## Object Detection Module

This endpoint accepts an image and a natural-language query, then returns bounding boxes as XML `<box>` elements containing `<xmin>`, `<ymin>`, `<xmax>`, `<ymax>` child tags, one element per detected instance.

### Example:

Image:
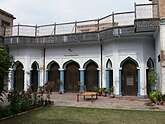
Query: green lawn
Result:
<box><xmin>0</xmin><ymin>106</ymin><xmax>165</xmax><ymax>124</ymax></box>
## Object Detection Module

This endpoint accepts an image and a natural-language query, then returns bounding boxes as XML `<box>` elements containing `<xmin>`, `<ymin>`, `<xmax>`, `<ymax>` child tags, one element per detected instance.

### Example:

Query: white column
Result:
<box><xmin>159</xmin><ymin>19</ymin><xmax>165</xmax><ymax>93</ymax></box>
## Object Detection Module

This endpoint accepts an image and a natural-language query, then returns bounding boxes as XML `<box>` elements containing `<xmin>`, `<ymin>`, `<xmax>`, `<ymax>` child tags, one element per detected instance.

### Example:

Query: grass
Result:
<box><xmin>0</xmin><ymin>106</ymin><xmax>165</xmax><ymax>124</ymax></box>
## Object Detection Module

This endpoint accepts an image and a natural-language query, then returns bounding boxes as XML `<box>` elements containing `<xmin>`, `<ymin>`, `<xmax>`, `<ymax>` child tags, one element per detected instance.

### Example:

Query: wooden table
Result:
<box><xmin>77</xmin><ymin>92</ymin><xmax>98</xmax><ymax>103</ymax></box>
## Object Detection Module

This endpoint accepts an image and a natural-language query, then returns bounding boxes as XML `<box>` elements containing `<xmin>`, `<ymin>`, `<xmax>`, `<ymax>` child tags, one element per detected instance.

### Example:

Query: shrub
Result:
<box><xmin>0</xmin><ymin>106</ymin><xmax>12</xmax><ymax>118</ymax></box>
<box><xmin>149</xmin><ymin>90</ymin><xmax>162</xmax><ymax>104</ymax></box>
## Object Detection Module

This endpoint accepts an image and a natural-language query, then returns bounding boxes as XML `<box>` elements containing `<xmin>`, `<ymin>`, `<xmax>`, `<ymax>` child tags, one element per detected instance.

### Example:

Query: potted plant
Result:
<box><xmin>148</xmin><ymin>71</ymin><xmax>157</xmax><ymax>91</ymax></box>
<box><xmin>102</xmin><ymin>88</ymin><xmax>107</xmax><ymax>97</ymax></box>
<box><xmin>93</xmin><ymin>86</ymin><xmax>100</xmax><ymax>96</ymax></box>
<box><xmin>109</xmin><ymin>86</ymin><xmax>115</xmax><ymax>98</ymax></box>
<box><xmin>149</xmin><ymin>90</ymin><xmax>162</xmax><ymax>105</ymax></box>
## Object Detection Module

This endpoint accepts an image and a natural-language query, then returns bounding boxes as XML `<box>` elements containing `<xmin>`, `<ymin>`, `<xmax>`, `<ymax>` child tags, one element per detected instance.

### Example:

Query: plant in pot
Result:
<box><xmin>149</xmin><ymin>90</ymin><xmax>162</xmax><ymax>105</ymax></box>
<box><xmin>109</xmin><ymin>86</ymin><xmax>115</xmax><ymax>98</ymax></box>
<box><xmin>102</xmin><ymin>88</ymin><xmax>107</xmax><ymax>97</ymax></box>
<box><xmin>56</xmin><ymin>79</ymin><xmax>62</xmax><ymax>94</ymax></box>
<box><xmin>93</xmin><ymin>86</ymin><xmax>100</xmax><ymax>95</ymax></box>
<box><xmin>148</xmin><ymin>71</ymin><xmax>157</xmax><ymax>91</ymax></box>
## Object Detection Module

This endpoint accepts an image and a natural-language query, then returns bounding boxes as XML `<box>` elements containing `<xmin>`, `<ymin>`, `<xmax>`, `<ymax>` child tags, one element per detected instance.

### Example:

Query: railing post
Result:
<box><xmin>35</xmin><ymin>25</ymin><xmax>37</xmax><ymax>37</ymax></box>
<box><xmin>54</xmin><ymin>23</ymin><xmax>56</xmax><ymax>35</ymax></box>
<box><xmin>97</xmin><ymin>18</ymin><xmax>99</xmax><ymax>31</ymax></box>
<box><xmin>157</xmin><ymin>3</ymin><xmax>160</xmax><ymax>18</ymax></box>
<box><xmin>75</xmin><ymin>21</ymin><xmax>77</xmax><ymax>33</ymax></box>
<box><xmin>18</xmin><ymin>23</ymin><xmax>20</xmax><ymax>36</ymax></box>
<box><xmin>112</xmin><ymin>12</ymin><xmax>115</xmax><ymax>27</ymax></box>
<box><xmin>134</xmin><ymin>2</ymin><xmax>137</xmax><ymax>19</ymax></box>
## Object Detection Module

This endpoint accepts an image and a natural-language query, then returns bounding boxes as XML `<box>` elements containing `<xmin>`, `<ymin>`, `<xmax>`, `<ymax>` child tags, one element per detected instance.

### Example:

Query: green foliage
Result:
<box><xmin>93</xmin><ymin>86</ymin><xmax>100</xmax><ymax>92</ymax></box>
<box><xmin>1</xmin><ymin>107</ymin><xmax>165</xmax><ymax>124</ymax></box>
<box><xmin>149</xmin><ymin>90</ymin><xmax>162</xmax><ymax>103</ymax></box>
<box><xmin>0</xmin><ymin>45</ymin><xmax>13</xmax><ymax>77</ymax></box>
<box><xmin>148</xmin><ymin>71</ymin><xmax>157</xmax><ymax>86</ymax></box>
<box><xmin>0</xmin><ymin>44</ymin><xmax>13</xmax><ymax>102</ymax></box>
<box><xmin>109</xmin><ymin>86</ymin><xmax>114</xmax><ymax>92</ymax></box>
<box><xmin>0</xmin><ymin>106</ymin><xmax>12</xmax><ymax>118</ymax></box>
<box><xmin>0</xmin><ymin>90</ymin><xmax>49</xmax><ymax>118</ymax></box>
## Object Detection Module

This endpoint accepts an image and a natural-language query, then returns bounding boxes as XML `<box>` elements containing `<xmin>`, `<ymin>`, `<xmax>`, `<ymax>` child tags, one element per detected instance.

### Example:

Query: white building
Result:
<box><xmin>2</xmin><ymin>0</ymin><xmax>165</xmax><ymax>97</ymax></box>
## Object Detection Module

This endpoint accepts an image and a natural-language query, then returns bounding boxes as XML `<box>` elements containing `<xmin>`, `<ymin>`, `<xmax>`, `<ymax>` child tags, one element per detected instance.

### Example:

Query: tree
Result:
<box><xmin>0</xmin><ymin>44</ymin><xmax>13</xmax><ymax>102</ymax></box>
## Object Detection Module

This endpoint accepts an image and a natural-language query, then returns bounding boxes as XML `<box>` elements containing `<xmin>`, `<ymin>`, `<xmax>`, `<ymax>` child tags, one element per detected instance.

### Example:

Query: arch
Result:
<box><xmin>120</xmin><ymin>57</ymin><xmax>139</xmax><ymax>68</ymax></box>
<box><xmin>84</xmin><ymin>60</ymin><xmax>98</xmax><ymax>91</ymax></box>
<box><xmin>83</xmin><ymin>59</ymin><xmax>99</xmax><ymax>69</ymax></box>
<box><xmin>64</xmin><ymin>61</ymin><xmax>80</xmax><ymax>92</ymax></box>
<box><xmin>106</xmin><ymin>59</ymin><xmax>113</xmax><ymax>90</ymax></box>
<box><xmin>121</xmin><ymin>58</ymin><xmax>138</xmax><ymax>96</ymax></box>
<box><xmin>147</xmin><ymin>57</ymin><xmax>154</xmax><ymax>68</ymax></box>
<box><xmin>31</xmin><ymin>61</ymin><xmax>39</xmax><ymax>70</ymax></box>
<box><xmin>146</xmin><ymin>57</ymin><xmax>155</xmax><ymax>95</ymax></box>
<box><xmin>31</xmin><ymin>62</ymin><xmax>39</xmax><ymax>92</ymax></box>
<box><xmin>47</xmin><ymin>61</ymin><xmax>60</xmax><ymax>70</ymax></box>
<box><xmin>12</xmin><ymin>60</ymin><xmax>24</xmax><ymax>70</ymax></box>
<box><xmin>14</xmin><ymin>62</ymin><xmax>24</xmax><ymax>91</ymax></box>
<box><xmin>47</xmin><ymin>61</ymin><xmax>60</xmax><ymax>92</ymax></box>
<box><xmin>106</xmin><ymin>59</ymin><xmax>112</xmax><ymax>69</ymax></box>
<box><xmin>63</xmin><ymin>60</ymin><xmax>80</xmax><ymax>69</ymax></box>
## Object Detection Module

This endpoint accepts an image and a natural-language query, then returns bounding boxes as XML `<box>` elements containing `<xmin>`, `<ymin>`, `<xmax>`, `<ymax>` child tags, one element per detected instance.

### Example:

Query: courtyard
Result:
<box><xmin>1</xmin><ymin>93</ymin><xmax>165</xmax><ymax>124</ymax></box>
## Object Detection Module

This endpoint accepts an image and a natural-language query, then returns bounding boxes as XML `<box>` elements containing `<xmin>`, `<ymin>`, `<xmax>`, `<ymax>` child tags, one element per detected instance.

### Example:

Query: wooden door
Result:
<box><xmin>122</xmin><ymin>60</ymin><xmax>138</xmax><ymax>96</ymax></box>
<box><xmin>109</xmin><ymin>70</ymin><xmax>113</xmax><ymax>88</ymax></box>
<box><xmin>31</xmin><ymin>63</ymin><xmax>38</xmax><ymax>92</ymax></box>
<box><xmin>48</xmin><ymin>63</ymin><xmax>60</xmax><ymax>92</ymax></box>
<box><xmin>85</xmin><ymin>62</ymin><xmax>98</xmax><ymax>91</ymax></box>
<box><xmin>65</xmin><ymin>62</ymin><xmax>80</xmax><ymax>92</ymax></box>
<box><xmin>14</xmin><ymin>63</ymin><xmax>24</xmax><ymax>91</ymax></box>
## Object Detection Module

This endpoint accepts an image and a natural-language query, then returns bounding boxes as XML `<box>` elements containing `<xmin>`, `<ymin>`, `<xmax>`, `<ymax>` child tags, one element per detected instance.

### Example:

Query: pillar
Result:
<box><xmin>60</xmin><ymin>69</ymin><xmax>64</xmax><ymax>93</ymax></box>
<box><xmin>46</xmin><ymin>70</ymin><xmax>48</xmax><ymax>83</ymax></box>
<box><xmin>80</xmin><ymin>69</ymin><xmax>84</xmax><ymax>92</ymax></box>
<box><xmin>119</xmin><ymin>69</ymin><xmax>122</xmax><ymax>96</ymax></box>
<box><xmin>38</xmin><ymin>70</ymin><xmax>40</xmax><ymax>87</ymax></box>
<box><xmin>98</xmin><ymin>70</ymin><xmax>100</xmax><ymax>88</ymax></box>
<box><xmin>30</xmin><ymin>70</ymin><xmax>32</xmax><ymax>90</ymax></box>
<box><xmin>106</xmin><ymin>69</ymin><xmax>110</xmax><ymax>89</ymax></box>
<box><xmin>137</xmin><ymin>69</ymin><xmax>140</xmax><ymax>97</ymax></box>
<box><xmin>11</xmin><ymin>70</ymin><xmax>14</xmax><ymax>91</ymax></box>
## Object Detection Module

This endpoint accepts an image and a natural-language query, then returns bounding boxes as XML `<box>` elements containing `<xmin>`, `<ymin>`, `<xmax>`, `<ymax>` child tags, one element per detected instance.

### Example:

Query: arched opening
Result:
<box><xmin>14</xmin><ymin>62</ymin><xmax>24</xmax><ymax>91</ymax></box>
<box><xmin>121</xmin><ymin>58</ymin><xmax>138</xmax><ymax>96</ymax></box>
<box><xmin>64</xmin><ymin>61</ymin><xmax>80</xmax><ymax>92</ymax></box>
<box><xmin>48</xmin><ymin>62</ymin><xmax>60</xmax><ymax>92</ymax></box>
<box><xmin>84</xmin><ymin>61</ymin><xmax>98</xmax><ymax>91</ymax></box>
<box><xmin>146</xmin><ymin>58</ymin><xmax>155</xmax><ymax>95</ymax></box>
<box><xmin>106</xmin><ymin>59</ymin><xmax>113</xmax><ymax>89</ymax></box>
<box><xmin>31</xmin><ymin>62</ymin><xmax>38</xmax><ymax>92</ymax></box>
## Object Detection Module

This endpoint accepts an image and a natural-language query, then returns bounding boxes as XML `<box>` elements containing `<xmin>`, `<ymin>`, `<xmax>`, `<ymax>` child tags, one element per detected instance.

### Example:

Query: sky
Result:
<box><xmin>1</xmin><ymin>0</ymin><xmax>150</xmax><ymax>25</ymax></box>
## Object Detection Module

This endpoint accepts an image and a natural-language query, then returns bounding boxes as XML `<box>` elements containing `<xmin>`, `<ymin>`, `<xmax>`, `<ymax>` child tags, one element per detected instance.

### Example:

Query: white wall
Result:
<box><xmin>103</xmin><ymin>36</ymin><xmax>155</xmax><ymax>96</ymax></box>
<box><xmin>8</xmin><ymin>34</ymin><xmax>155</xmax><ymax>96</ymax></box>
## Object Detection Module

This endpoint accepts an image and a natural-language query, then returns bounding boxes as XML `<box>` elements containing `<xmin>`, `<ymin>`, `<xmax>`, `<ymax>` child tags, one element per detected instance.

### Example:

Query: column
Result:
<box><xmin>106</xmin><ymin>69</ymin><xmax>110</xmax><ymax>89</ymax></box>
<box><xmin>30</xmin><ymin>70</ymin><xmax>32</xmax><ymax>90</ymax></box>
<box><xmin>80</xmin><ymin>69</ymin><xmax>84</xmax><ymax>92</ymax></box>
<box><xmin>38</xmin><ymin>70</ymin><xmax>40</xmax><ymax>87</ymax></box>
<box><xmin>60</xmin><ymin>69</ymin><xmax>64</xmax><ymax>93</ymax></box>
<box><xmin>137</xmin><ymin>69</ymin><xmax>140</xmax><ymax>97</ymax></box>
<box><xmin>11</xmin><ymin>69</ymin><xmax>14</xmax><ymax>91</ymax></box>
<box><xmin>46</xmin><ymin>69</ymin><xmax>48</xmax><ymax>83</ymax></box>
<box><xmin>119</xmin><ymin>69</ymin><xmax>122</xmax><ymax>96</ymax></box>
<box><xmin>97</xmin><ymin>70</ymin><xmax>100</xmax><ymax>88</ymax></box>
<box><xmin>160</xmin><ymin>19</ymin><xmax>165</xmax><ymax>93</ymax></box>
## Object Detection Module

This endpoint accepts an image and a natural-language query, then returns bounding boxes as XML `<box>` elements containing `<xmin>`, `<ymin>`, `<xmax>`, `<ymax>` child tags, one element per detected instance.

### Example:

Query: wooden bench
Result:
<box><xmin>77</xmin><ymin>92</ymin><xmax>98</xmax><ymax>103</ymax></box>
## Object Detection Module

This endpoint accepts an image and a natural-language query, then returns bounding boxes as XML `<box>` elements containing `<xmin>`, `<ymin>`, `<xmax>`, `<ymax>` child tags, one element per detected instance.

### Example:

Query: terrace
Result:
<box><xmin>1</xmin><ymin>3</ymin><xmax>160</xmax><ymax>45</ymax></box>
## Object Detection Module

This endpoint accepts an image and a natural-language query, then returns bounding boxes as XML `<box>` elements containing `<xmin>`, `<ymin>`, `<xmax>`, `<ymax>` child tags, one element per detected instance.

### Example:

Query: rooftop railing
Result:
<box><xmin>1</xmin><ymin>3</ymin><xmax>159</xmax><ymax>37</ymax></box>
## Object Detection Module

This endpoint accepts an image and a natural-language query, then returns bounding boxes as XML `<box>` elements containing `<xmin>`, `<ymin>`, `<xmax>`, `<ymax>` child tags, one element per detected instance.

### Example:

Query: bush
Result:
<box><xmin>149</xmin><ymin>90</ymin><xmax>162</xmax><ymax>104</ymax></box>
<box><xmin>0</xmin><ymin>106</ymin><xmax>12</xmax><ymax>118</ymax></box>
